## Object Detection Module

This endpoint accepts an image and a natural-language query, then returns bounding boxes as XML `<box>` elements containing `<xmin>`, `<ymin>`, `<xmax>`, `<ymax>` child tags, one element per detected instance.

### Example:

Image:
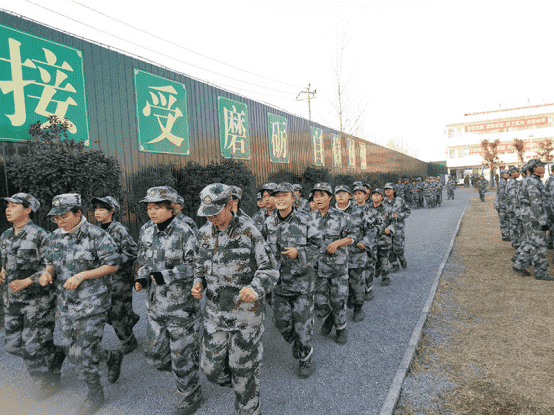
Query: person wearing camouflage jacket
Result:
<box><xmin>173</xmin><ymin>194</ymin><xmax>199</xmax><ymax>234</ymax></box>
<box><xmin>91</xmin><ymin>196</ymin><xmax>140</xmax><ymax>355</ymax></box>
<box><xmin>365</xmin><ymin>189</ymin><xmax>396</xmax><ymax>287</ymax></box>
<box><xmin>396</xmin><ymin>179</ymin><xmax>405</xmax><ymax>201</ymax></box>
<box><xmin>383</xmin><ymin>183</ymin><xmax>411</xmax><ymax>273</ymax></box>
<box><xmin>39</xmin><ymin>193</ymin><xmax>123</xmax><ymax>414</ymax></box>
<box><xmin>512</xmin><ymin>159</ymin><xmax>554</xmax><ymax>280</ymax></box>
<box><xmin>292</xmin><ymin>184</ymin><xmax>311</xmax><ymax>214</ymax></box>
<box><xmin>229</xmin><ymin>186</ymin><xmax>255</xmax><ymax>225</ymax></box>
<box><xmin>252</xmin><ymin>183</ymin><xmax>277</xmax><ymax>232</ymax></box>
<box><xmin>494</xmin><ymin>170</ymin><xmax>511</xmax><ymax>241</ymax></box>
<box><xmin>446</xmin><ymin>176</ymin><xmax>456</xmax><ymax>200</ymax></box>
<box><xmin>435</xmin><ymin>175</ymin><xmax>444</xmax><ymax>206</ymax></box>
<box><xmin>192</xmin><ymin>183</ymin><xmax>278</xmax><ymax>415</ymax></box>
<box><xmin>134</xmin><ymin>186</ymin><xmax>203</xmax><ymax>415</ymax></box>
<box><xmin>262</xmin><ymin>183</ymin><xmax>321</xmax><ymax>379</ymax></box>
<box><xmin>336</xmin><ymin>184</ymin><xmax>375</xmax><ymax>321</ymax></box>
<box><xmin>423</xmin><ymin>179</ymin><xmax>436</xmax><ymax>208</ymax></box>
<box><xmin>476</xmin><ymin>176</ymin><xmax>489</xmax><ymax>202</ymax></box>
<box><xmin>0</xmin><ymin>193</ymin><xmax>65</xmax><ymax>401</ymax></box>
<box><xmin>505</xmin><ymin>167</ymin><xmax>523</xmax><ymax>249</ymax></box>
<box><xmin>417</xmin><ymin>178</ymin><xmax>425</xmax><ymax>208</ymax></box>
<box><xmin>543</xmin><ymin>164</ymin><xmax>554</xmax><ymax>249</ymax></box>
<box><xmin>311</xmin><ymin>183</ymin><xmax>355</xmax><ymax>345</ymax></box>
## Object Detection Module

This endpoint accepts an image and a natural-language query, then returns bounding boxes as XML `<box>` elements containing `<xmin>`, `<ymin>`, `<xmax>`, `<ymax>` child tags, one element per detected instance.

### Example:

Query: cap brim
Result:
<box><xmin>197</xmin><ymin>203</ymin><xmax>225</xmax><ymax>217</ymax></box>
<box><xmin>140</xmin><ymin>196</ymin><xmax>171</xmax><ymax>203</ymax></box>
<box><xmin>2</xmin><ymin>197</ymin><xmax>23</xmax><ymax>204</ymax></box>
<box><xmin>48</xmin><ymin>206</ymin><xmax>72</xmax><ymax>216</ymax></box>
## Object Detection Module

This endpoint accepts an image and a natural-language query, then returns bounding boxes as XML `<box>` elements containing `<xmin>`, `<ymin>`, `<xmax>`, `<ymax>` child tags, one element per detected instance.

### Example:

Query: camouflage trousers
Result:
<box><xmin>514</xmin><ymin>221</ymin><xmax>548</xmax><ymax>278</ymax></box>
<box><xmin>479</xmin><ymin>190</ymin><xmax>486</xmax><ymax>201</ymax></box>
<box><xmin>437</xmin><ymin>190</ymin><xmax>442</xmax><ymax>205</ymax></box>
<box><xmin>374</xmin><ymin>244</ymin><xmax>391</xmax><ymax>278</ymax></box>
<box><xmin>4</xmin><ymin>297</ymin><xmax>62</xmax><ymax>379</ymax></box>
<box><xmin>106</xmin><ymin>277</ymin><xmax>140</xmax><ymax>347</ymax></box>
<box><xmin>59</xmin><ymin>309</ymin><xmax>119</xmax><ymax>387</ymax></box>
<box><xmin>202</xmin><ymin>321</ymin><xmax>264</xmax><ymax>415</ymax></box>
<box><xmin>273</xmin><ymin>290</ymin><xmax>314</xmax><ymax>360</ymax></box>
<box><xmin>447</xmin><ymin>189</ymin><xmax>454</xmax><ymax>200</ymax></box>
<box><xmin>314</xmin><ymin>266</ymin><xmax>348</xmax><ymax>330</ymax></box>
<box><xmin>418</xmin><ymin>192</ymin><xmax>424</xmax><ymax>208</ymax></box>
<box><xmin>497</xmin><ymin>208</ymin><xmax>510</xmax><ymax>239</ymax></box>
<box><xmin>365</xmin><ymin>252</ymin><xmax>375</xmax><ymax>293</ymax></box>
<box><xmin>348</xmin><ymin>268</ymin><xmax>366</xmax><ymax>307</ymax></box>
<box><xmin>145</xmin><ymin>315</ymin><xmax>201</xmax><ymax>401</ymax></box>
<box><xmin>548</xmin><ymin>220</ymin><xmax>554</xmax><ymax>248</ymax></box>
<box><xmin>509</xmin><ymin>213</ymin><xmax>524</xmax><ymax>248</ymax></box>
<box><xmin>389</xmin><ymin>225</ymin><xmax>406</xmax><ymax>265</ymax></box>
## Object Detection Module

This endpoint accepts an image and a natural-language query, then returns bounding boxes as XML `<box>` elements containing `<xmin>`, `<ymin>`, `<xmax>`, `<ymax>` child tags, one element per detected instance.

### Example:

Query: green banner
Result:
<box><xmin>0</xmin><ymin>24</ymin><xmax>90</xmax><ymax>145</ymax></box>
<box><xmin>268</xmin><ymin>113</ymin><xmax>288</xmax><ymax>163</ymax></box>
<box><xmin>359</xmin><ymin>142</ymin><xmax>367</xmax><ymax>169</ymax></box>
<box><xmin>331</xmin><ymin>133</ymin><xmax>341</xmax><ymax>167</ymax></box>
<box><xmin>134</xmin><ymin>69</ymin><xmax>190</xmax><ymax>155</ymax></box>
<box><xmin>218</xmin><ymin>96</ymin><xmax>250</xmax><ymax>160</ymax></box>
<box><xmin>347</xmin><ymin>138</ymin><xmax>356</xmax><ymax>168</ymax></box>
<box><xmin>311</xmin><ymin>127</ymin><xmax>324</xmax><ymax>166</ymax></box>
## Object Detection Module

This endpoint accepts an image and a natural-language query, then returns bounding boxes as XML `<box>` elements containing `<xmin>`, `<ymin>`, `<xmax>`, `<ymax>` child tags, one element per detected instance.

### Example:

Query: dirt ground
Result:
<box><xmin>395</xmin><ymin>190</ymin><xmax>554</xmax><ymax>415</ymax></box>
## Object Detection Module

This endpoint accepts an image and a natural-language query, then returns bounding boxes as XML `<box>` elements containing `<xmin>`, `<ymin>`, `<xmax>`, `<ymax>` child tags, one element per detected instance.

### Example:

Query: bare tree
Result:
<box><xmin>538</xmin><ymin>139</ymin><xmax>553</xmax><ymax>178</ymax></box>
<box><xmin>512</xmin><ymin>138</ymin><xmax>525</xmax><ymax>167</ymax></box>
<box><xmin>481</xmin><ymin>139</ymin><xmax>502</xmax><ymax>185</ymax></box>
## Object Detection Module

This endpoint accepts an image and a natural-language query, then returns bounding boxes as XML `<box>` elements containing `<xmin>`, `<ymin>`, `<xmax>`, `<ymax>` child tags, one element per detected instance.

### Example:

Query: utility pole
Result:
<box><xmin>296</xmin><ymin>83</ymin><xmax>317</xmax><ymax>122</ymax></box>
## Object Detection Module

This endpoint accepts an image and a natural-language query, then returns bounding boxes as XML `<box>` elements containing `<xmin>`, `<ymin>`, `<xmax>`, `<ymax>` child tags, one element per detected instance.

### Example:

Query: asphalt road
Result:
<box><xmin>0</xmin><ymin>188</ymin><xmax>475</xmax><ymax>415</ymax></box>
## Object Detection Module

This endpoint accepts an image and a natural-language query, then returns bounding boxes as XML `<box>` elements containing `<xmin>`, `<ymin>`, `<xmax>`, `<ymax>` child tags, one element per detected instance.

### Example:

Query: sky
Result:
<box><xmin>3</xmin><ymin>0</ymin><xmax>554</xmax><ymax>162</ymax></box>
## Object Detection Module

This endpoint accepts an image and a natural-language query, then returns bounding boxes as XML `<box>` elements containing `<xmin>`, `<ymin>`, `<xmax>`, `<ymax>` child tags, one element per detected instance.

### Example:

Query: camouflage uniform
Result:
<box><xmin>446</xmin><ymin>178</ymin><xmax>456</xmax><ymax>200</ymax></box>
<box><xmin>262</xmin><ymin>186</ymin><xmax>321</xmax><ymax>366</ymax></box>
<box><xmin>543</xmin><ymin>169</ymin><xmax>554</xmax><ymax>248</ymax></box>
<box><xmin>506</xmin><ymin>169</ymin><xmax>523</xmax><ymax>249</ymax></box>
<box><xmin>477</xmin><ymin>178</ymin><xmax>489</xmax><ymax>201</ymax></box>
<box><xmin>45</xmin><ymin>194</ymin><xmax>122</xmax><ymax>393</ymax></box>
<box><xmin>311</xmin><ymin>186</ymin><xmax>355</xmax><ymax>334</ymax></box>
<box><xmin>91</xmin><ymin>196</ymin><xmax>140</xmax><ymax>353</ymax></box>
<box><xmin>435</xmin><ymin>177</ymin><xmax>443</xmax><ymax>206</ymax></box>
<box><xmin>424</xmin><ymin>181</ymin><xmax>435</xmax><ymax>208</ymax></box>
<box><xmin>194</xmin><ymin>183</ymin><xmax>278</xmax><ymax>415</ymax></box>
<box><xmin>494</xmin><ymin>172</ymin><xmax>510</xmax><ymax>240</ymax></box>
<box><xmin>383</xmin><ymin>189</ymin><xmax>411</xmax><ymax>269</ymax></box>
<box><xmin>135</xmin><ymin>187</ymin><xmax>202</xmax><ymax>407</ymax></box>
<box><xmin>513</xmin><ymin>161</ymin><xmax>554</xmax><ymax>280</ymax></box>
<box><xmin>408</xmin><ymin>182</ymin><xmax>418</xmax><ymax>209</ymax></box>
<box><xmin>175</xmin><ymin>194</ymin><xmax>199</xmax><ymax>234</ymax></box>
<box><xmin>417</xmin><ymin>178</ymin><xmax>425</xmax><ymax>208</ymax></box>
<box><xmin>396</xmin><ymin>180</ymin><xmax>405</xmax><ymax>201</ymax></box>
<box><xmin>1</xmin><ymin>203</ymin><xmax>63</xmax><ymax>387</ymax></box>
<box><xmin>252</xmin><ymin>183</ymin><xmax>277</xmax><ymax>232</ymax></box>
<box><xmin>365</xmin><ymin>191</ymin><xmax>396</xmax><ymax>285</ymax></box>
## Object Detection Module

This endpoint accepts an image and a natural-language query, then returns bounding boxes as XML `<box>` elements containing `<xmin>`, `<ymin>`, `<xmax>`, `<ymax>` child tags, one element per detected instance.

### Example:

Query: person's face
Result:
<box><xmin>52</xmin><ymin>210</ymin><xmax>81</xmax><ymax>231</ymax></box>
<box><xmin>262</xmin><ymin>190</ymin><xmax>275</xmax><ymax>210</ymax></box>
<box><xmin>397</xmin><ymin>180</ymin><xmax>402</xmax><ymax>184</ymax></box>
<box><xmin>94</xmin><ymin>206</ymin><xmax>114</xmax><ymax>224</ymax></box>
<box><xmin>274</xmin><ymin>191</ymin><xmax>295</xmax><ymax>211</ymax></box>
<box><xmin>533</xmin><ymin>166</ymin><xmax>545</xmax><ymax>177</ymax></box>
<box><xmin>309</xmin><ymin>200</ymin><xmax>317</xmax><ymax>211</ymax></box>
<box><xmin>384</xmin><ymin>188</ymin><xmax>394</xmax><ymax>197</ymax></box>
<box><xmin>6</xmin><ymin>202</ymin><xmax>30</xmax><ymax>224</ymax></box>
<box><xmin>335</xmin><ymin>191</ymin><xmax>350</xmax><ymax>206</ymax></box>
<box><xmin>313</xmin><ymin>190</ymin><xmax>332</xmax><ymax>210</ymax></box>
<box><xmin>172</xmin><ymin>202</ymin><xmax>184</xmax><ymax>216</ymax></box>
<box><xmin>293</xmin><ymin>190</ymin><xmax>302</xmax><ymax>199</ymax></box>
<box><xmin>353</xmin><ymin>190</ymin><xmax>366</xmax><ymax>206</ymax></box>
<box><xmin>372</xmin><ymin>193</ymin><xmax>383</xmax><ymax>204</ymax></box>
<box><xmin>512</xmin><ymin>171</ymin><xmax>520</xmax><ymax>179</ymax></box>
<box><xmin>147</xmin><ymin>202</ymin><xmax>173</xmax><ymax>224</ymax></box>
<box><xmin>207</xmin><ymin>203</ymin><xmax>232</xmax><ymax>229</ymax></box>
<box><xmin>229</xmin><ymin>198</ymin><xmax>239</xmax><ymax>213</ymax></box>
<box><xmin>256</xmin><ymin>199</ymin><xmax>264</xmax><ymax>208</ymax></box>
<box><xmin>404</xmin><ymin>180</ymin><xmax>408</xmax><ymax>184</ymax></box>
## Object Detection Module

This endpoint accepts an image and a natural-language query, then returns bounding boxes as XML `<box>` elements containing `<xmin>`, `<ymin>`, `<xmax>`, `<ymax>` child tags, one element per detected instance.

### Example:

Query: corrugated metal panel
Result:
<box><xmin>0</xmin><ymin>10</ymin><xmax>428</xmax><ymax>233</ymax></box>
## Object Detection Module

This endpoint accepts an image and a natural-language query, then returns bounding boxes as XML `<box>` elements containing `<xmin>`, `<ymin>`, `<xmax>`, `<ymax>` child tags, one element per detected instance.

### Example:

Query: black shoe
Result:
<box><xmin>298</xmin><ymin>356</ymin><xmax>314</xmax><ymax>379</ymax></box>
<box><xmin>364</xmin><ymin>290</ymin><xmax>374</xmax><ymax>301</ymax></box>
<box><xmin>335</xmin><ymin>328</ymin><xmax>348</xmax><ymax>345</ymax></box>
<box><xmin>375</xmin><ymin>268</ymin><xmax>381</xmax><ymax>278</ymax></box>
<box><xmin>122</xmin><ymin>335</ymin><xmax>138</xmax><ymax>355</ymax></box>
<box><xmin>75</xmin><ymin>386</ymin><xmax>104</xmax><ymax>415</ymax></box>
<box><xmin>175</xmin><ymin>390</ymin><xmax>204</xmax><ymax>415</ymax></box>
<box><xmin>321</xmin><ymin>314</ymin><xmax>334</xmax><ymax>336</ymax></box>
<box><xmin>352</xmin><ymin>307</ymin><xmax>365</xmax><ymax>322</ymax></box>
<box><xmin>512</xmin><ymin>265</ymin><xmax>531</xmax><ymax>276</ymax></box>
<box><xmin>400</xmin><ymin>257</ymin><xmax>407</xmax><ymax>269</ymax></box>
<box><xmin>49</xmin><ymin>348</ymin><xmax>66</xmax><ymax>375</ymax></box>
<box><xmin>107</xmin><ymin>350</ymin><xmax>124</xmax><ymax>384</ymax></box>
<box><xmin>292</xmin><ymin>340</ymin><xmax>300</xmax><ymax>360</ymax></box>
<box><xmin>536</xmin><ymin>274</ymin><xmax>554</xmax><ymax>281</ymax></box>
<box><xmin>511</xmin><ymin>254</ymin><xmax>518</xmax><ymax>263</ymax></box>
<box><xmin>390</xmin><ymin>263</ymin><xmax>400</xmax><ymax>273</ymax></box>
<box><xmin>381</xmin><ymin>276</ymin><xmax>391</xmax><ymax>286</ymax></box>
<box><xmin>157</xmin><ymin>362</ymin><xmax>172</xmax><ymax>372</ymax></box>
<box><xmin>502</xmin><ymin>237</ymin><xmax>511</xmax><ymax>241</ymax></box>
<box><xmin>346</xmin><ymin>295</ymin><xmax>353</xmax><ymax>309</ymax></box>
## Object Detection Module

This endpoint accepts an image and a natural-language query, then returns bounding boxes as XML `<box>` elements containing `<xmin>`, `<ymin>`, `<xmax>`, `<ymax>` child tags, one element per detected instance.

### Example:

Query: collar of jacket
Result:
<box><xmin>317</xmin><ymin>205</ymin><xmax>336</xmax><ymax>218</ymax></box>
<box><xmin>211</xmin><ymin>211</ymin><xmax>240</xmax><ymax>236</ymax></box>
<box><xmin>12</xmin><ymin>219</ymin><xmax>33</xmax><ymax>239</ymax></box>
<box><xmin>154</xmin><ymin>216</ymin><xmax>176</xmax><ymax>236</ymax></box>
<box><xmin>276</xmin><ymin>207</ymin><xmax>296</xmax><ymax>223</ymax></box>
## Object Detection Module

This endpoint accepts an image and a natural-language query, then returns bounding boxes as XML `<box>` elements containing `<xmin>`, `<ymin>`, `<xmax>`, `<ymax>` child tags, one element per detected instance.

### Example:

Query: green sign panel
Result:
<box><xmin>218</xmin><ymin>96</ymin><xmax>250</xmax><ymax>160</ymax></box>
<box><xmin>0</xmin><ymin>24</ymin><xmax>90</xmax><ymax>145</ymax></box>
<box><xmin>347</xmin><ymin>138</ymin><xmax>356</xmax><ymax>168</ymax></box>
<box><xmin>134</xmin><ymin>69</ymin><xmax>190</xmax><ymax>155</ymax></box>
<box><xmin>268</xmin><ymin>113</ymin><xmax>288</xmax><ymax>163</ymax></box>
<box><xmin>331</xmin><ymin>133</ymin><xmax>341</xmax><ymax>167</ymax></box>
<box><xmin>311</xmin><ymin>127</ymin><xmax>324</xmax><ymax>166</ymax></box>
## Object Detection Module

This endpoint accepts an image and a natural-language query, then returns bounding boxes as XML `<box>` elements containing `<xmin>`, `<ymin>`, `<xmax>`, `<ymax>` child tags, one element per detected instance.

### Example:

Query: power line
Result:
<box><xmin>296</xmin><ymin>84</ymin><xmax>317</xmax><ymax>122</ymax></box>
<box><xmin>23</xmin><ymin>0</ymin><xmax>299</xmax><ymax>98</ymax></box>
<box><xmin>69</xmin><ymin>0</ymin><xmax>303</xmax><ymax>91</ymax></box>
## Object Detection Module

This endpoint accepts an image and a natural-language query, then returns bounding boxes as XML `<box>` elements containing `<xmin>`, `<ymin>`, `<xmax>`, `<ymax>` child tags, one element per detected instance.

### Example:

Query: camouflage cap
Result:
<box><xmin>231</xmin><ymin>186</ymin><xmax>243</xmax><ymax>200</ymax></box>
<box><xmin>384</xmin><ymin>182</ymin><xmax>395</xmax><ymax>190</ymax></box>
<box><xmin>353</xmin><ymin>181</ymin><xmax>363</xmax><ymax>187</ymax></box>
<box><xmin>272</xmin><ymin>182</ymin><xmax>294</xmax><ymax>195</ymax></box>
<box><xmin>372</xmin><ymin>188</ymin><xmax>385</xmax><ymax>197</ymax></box>
<box><xmin>500</xmin><ymin>169</ymin><xmax>510</xmax><ymax>176</ymax></box>
<box><xmin>256</xmin><ymin>191</ymin><xmax>262</xmax><ymax>200</ymax></box>
<box><xmin>3</xmin><ymin>193</ymin><xmax>40</xmax><ymax>213</ymax></box>
<box><xmin>291</xmin><ymin>184</ymin><xmax>303</xmax><ymax>192</ymax></box>
<box><xmin>334</xmin><ymin>184</ymin><xmax>351</xmax><ymax>194</ymax></box>
<box><xmin>175</xmin><ymin>195</ymin><xmax>185</xmax><ymax>205</ymax></box>
<box><xmin>140</xmin><ymin>186</ymin><xmax>178</xmax><ymax>203</ymax></box>
<box><xmin>527</xmin><ymin>158</ymin><xmax>547</xmax><ymax>171</ymax></box>
<box><xmin>197</xmin><ymin>183</ymin><xmax>233</xmax><ymax>217</ymax></box>
<box><xmin>352</xmin><ymin>184</ymin><xmax>367</xmax><ymax>193</ymax></box>
<box><xmin>48</xmin><ymin>193</ymin><xmax>81</xmax><ymax>216</ymax></box>
<box><xmin>259</xmin><ymin>182</ymin><xmax>278</xmax><ymax>193</ymax></box>
<box><xmin>509</xmin><ymin>166</ymin><xmax>520</xmax><ymax>174</ymax></box>
<box><xmin>308</xmin><ymin>190</ymin><xmax>315</xmax><ymax>202</ymax></box>
<box><xmin>311</xmin><ymin>182</ymin><xmax>333</xmax><ymax>195</ymax></box>
<box><xmin>90</xmin><ymin>196</ymin><xmax>121</xmax><ymax>213</ymax></box>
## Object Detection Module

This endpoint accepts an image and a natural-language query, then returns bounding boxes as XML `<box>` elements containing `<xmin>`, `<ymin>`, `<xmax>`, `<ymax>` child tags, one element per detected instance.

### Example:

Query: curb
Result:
<box><xmin>379</xmin><ymin>195</ymin><xmax>472</xmax><ymax>415</ymax></box>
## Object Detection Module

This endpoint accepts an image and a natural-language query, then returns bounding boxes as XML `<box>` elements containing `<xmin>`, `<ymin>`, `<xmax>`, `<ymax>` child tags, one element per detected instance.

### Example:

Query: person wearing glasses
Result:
<box><xmin>39</xmin><ymin>193</ymin><xmax>122</xmax><ymax>414</ymax></box>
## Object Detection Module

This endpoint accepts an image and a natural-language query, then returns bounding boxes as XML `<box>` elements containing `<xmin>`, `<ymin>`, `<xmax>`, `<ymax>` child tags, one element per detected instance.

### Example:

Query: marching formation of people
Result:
<box><xmin>0</xmin><ymin>174</ymin><xmax>456</xmax><ymax>415</ymax></box>
<box><xmin>494</xmin><ymin>159</ymin><xmax>554</xmax><ymax>281</ymax></box>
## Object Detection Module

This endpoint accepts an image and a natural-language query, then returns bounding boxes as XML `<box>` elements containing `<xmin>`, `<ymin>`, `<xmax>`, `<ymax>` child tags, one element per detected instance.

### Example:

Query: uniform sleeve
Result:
<box><xmin>28</xmin><ymin>229</ymin><xmax>51</xmax><ymax>284</ymax></box>
<box><xmin>247</xmin><ymin>228</ymin><xmax>279</xmax><ymax>299</ymax></box>
<box><xmin>135</xmin><ymin>229</ymin><xmax>151</xmax><ymax>287</ymax></box>
<box><xmin>96</xmin><ymin>230</ymin><xmax>121</xmax><ymax>268</ymax></box>
<box><xmin>528</xmin><ymin>181</ymin><xmax>548</xmax><ymax>225</ymax></box>
<box><xmin>118</xmin><ymin>226</ymin><xmax>138</xmax><ymax>266</ymax></box>
<box><xmin>360</xmin><ymin>212</ymin><xmax>376</xmax><ymax>249</ymax></box>
<box><xmin>304</xmin><ymin>216</ymin><xmax>323</xmax><ymax>265</ymax></box>
<box><xmin>397</xmin><ymin>199</ymin><xmax>411</xmax><ymax>222</ymax></box>
<box><xmin>159</xmin><ymin>226</ymin><xmax>197</xmax><ymax>285</ymax></box>
<box><xmin>340</xmin><ymin>213</ymin><xmax>356</xmax><ymax>243</ymax></box>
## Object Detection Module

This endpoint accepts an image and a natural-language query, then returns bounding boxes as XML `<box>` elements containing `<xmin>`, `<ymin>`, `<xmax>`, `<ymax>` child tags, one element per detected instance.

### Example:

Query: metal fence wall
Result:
<box><xmin>0</xmin><ymin>11</ymin><xmax>428</xmax><ymax>233</ymax></box>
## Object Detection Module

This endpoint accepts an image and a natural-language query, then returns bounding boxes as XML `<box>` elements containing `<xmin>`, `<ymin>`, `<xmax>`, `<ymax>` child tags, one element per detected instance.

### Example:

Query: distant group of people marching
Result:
<box><xmin>0</xmin><ymin>174</ymin><xmax>459</xmax><ymax>415</ymax></box>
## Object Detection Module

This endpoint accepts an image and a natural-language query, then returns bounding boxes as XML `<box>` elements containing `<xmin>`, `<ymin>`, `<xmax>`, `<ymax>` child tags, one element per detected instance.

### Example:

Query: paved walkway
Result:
<box><xmin>0</xmin><ymin>188</ymin><xmax>475</xmax><ymax>415</ymax></box>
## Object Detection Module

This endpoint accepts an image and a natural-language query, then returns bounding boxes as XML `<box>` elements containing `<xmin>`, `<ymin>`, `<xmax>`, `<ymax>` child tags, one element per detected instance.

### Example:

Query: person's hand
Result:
<box><xmin>282</xmin><ymin>247</ymin><xmax>298</xmax><ymax>259</ymax></box>
<box><xmin>39</xmin><ymin>272</ymin><xmax>53</xmax><ymax>287</ymax></box>
<box><xmin>239</xmin><ymin>287</ymin><xmax>257</xmax><ymax>303</ymax></box>
<box><xmin>63</xmin><ymin>273</ymin><xmax>85</xmax><ymax>290</ymax></box>
<box><xmin>384</xmin><ymin>228</ymin><xmax>391</xmax><ymax>235</ymax></box>
<box><xmin>357</xmin><ymin>243</ymin><xmax>366</xmax><ymax>250</ymax></box>
<box><xmin>191</xmin><ymin>282</ymin><xmax>203</xmax><ymax>299</ymax></box>
<box><xmin>326</xmin><ymin>241</ymin><xmax>340</xmax><ymax>254</ymax></box>
<box><xmin>135</xmin><ymin>282</ymin><xmax>142</xmax><ymax>292</ymax></box>
<box><xmin>9</xmin><ymin>279</ymin><xmax>32</xmax><ymax>293</ymax></box>
<box><xmin>541</xmin><ymin>224</ymin><xmax>549</xmax><ymax>232</ymax></box>
<box><xmin>394</xmin><ymin>213</ymin><xmax>398</xmax><ymax>219</ymax></box>
<box><xmin>0</xmin><ymin>269</ymin><xmax>5</xmax><ymax>285</ymax></box>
